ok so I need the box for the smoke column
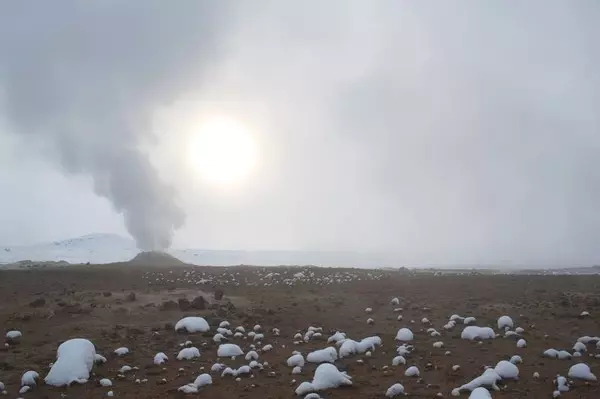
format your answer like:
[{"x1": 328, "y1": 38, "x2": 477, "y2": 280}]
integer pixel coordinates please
[{"x1": 0, "y1": 2, "x2": 227, "y2": 250}]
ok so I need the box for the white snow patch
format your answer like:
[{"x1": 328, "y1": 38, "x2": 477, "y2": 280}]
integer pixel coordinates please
[
  {"x1": 385, "y1": 383, "x2": 405, "y2": 397},
  {"x1": 461, "y1": 326, "x2": 495, "y2": 341},
  {"x1": 45, "y1": 338, "x2": 96, "y2": 387},
  {"x1": 497, "y1": 316, "x2": 514, "y2": 330},
  {"x1": 217, "y1": 344, "x2": 243, "y2": 358},
  {"x1": 193, "y1": 373, "x2": 212, "y2": 387},
  {"x1": 21, "y1": 371, "x2": 39, "y2": 386},
  {"x1": 177, "y1": 347, "x2": 200, "y2": 360},
  {"x1": 392, "y1": 356, "x2": 406, "y2": 366},
  {"x1": 6, "y1": 330, "x2": 22, "y2": 340},
  {"x1": 395, "y1": 328, "x2": 414, "y2": 341},
  {"x1": 175, "y1": 317, "x2": 210, "y2": 333},
  {"x1": 307, "y1": 347, "x2": 337, "y2": 363},
  {"x1": 404, "y1": 366, "x2": 420, "y2": 377},
  {"x1": 99, "y1": 378, "x2": 112, "y2": 387},
  {"x1": 288, "y1": 354, "x2": 305, "y2": 367},
  {"x1": 153, "y1": 352, "x2": 168, "y2": 365},
  {"x1": 114, "y1": 347, "x2": 129, "y2": 356},
  {"x1": 469, "y1": 387, "x2": 492, "y2": 399},
  {"x1": 494, "y1": 360, "x2": 519, "y2": 379},
  {"x1": 568, "y1": 363, "x2": 597, "y2": 381},
  {"x1": 295, "y1": 363, "x2": 352, "y2": 395}
]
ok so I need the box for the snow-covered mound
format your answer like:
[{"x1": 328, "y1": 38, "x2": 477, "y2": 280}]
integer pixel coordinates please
[
  {"x1": 461, "y1": 326, "x2": 495, "y2": 340},
  {"x1": 568, "y1": 363, "x2": 597, "y2": 381},
  {"x1": 469, "y1": 387, "x2": 492, "y2": 399},
  {"x1": 175, "y1": 317, "x2": 210, "y2": 333},
  {"x1": 385, "y1": 383, "x2": 405, "y2": 397},
  {"x1": 395, "y1": 328, "x2": 414, "y2": 341},
  {"x1": 497, "y1": 315, "x2": 514, "y2": 330},
  {"x1": 177, "y1": 347, "x2": 200, "y2": 360},
  {"x1": 45, "y1": 339, "x2": 96, "y2": 387},
  {"x1": 295, "y1": 363, "x2": 352, "y2": 395},
  {"x1": 193, "y1": 373, "x2": 212, "y2": 387},
  {"x1": 217, "y1": 344, "x2": 244, "y2": 358},
  {"x1": 153, "y1": 352, "x2": 168, "y2": 365},
  {"x1": 494, "y1": 360, "x2": 519, "y2": 379},
  {"x1": 287, "y1": 354, "x2": 305, "y2": 367},
  {"x1": 307, "y1": 347, "x2": 337, "y2": 363},
  {"x1": 457, "y1": 368, "x2": 501, "y2": 392}
]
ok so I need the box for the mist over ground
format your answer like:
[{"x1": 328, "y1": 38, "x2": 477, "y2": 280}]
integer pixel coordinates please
[{"x1": 1, "y1": 1, "x2": 599, "y2": 266}]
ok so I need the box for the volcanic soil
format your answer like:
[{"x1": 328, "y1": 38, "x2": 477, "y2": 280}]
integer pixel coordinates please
[{"x1": 1, "y1": 263, "x2": 599, "y2": 398}]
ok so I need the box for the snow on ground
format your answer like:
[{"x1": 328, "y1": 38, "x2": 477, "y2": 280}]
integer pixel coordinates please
[
  {"x1": 295, "y1": 363, "x2": 352, "y2": 395},
  {"x1": 45, "y1": 339, "x2": 96, "y2": 387},
  {"x1": 177, "y1": 347, "x2": 201, "y2": 360},
  {"x1": 217, "y1": 344, "x2": 244, "y2": 358},
  {"x1": 461, "y1": 326, "x2": 495, "y2": 340},
  {"x1": 568, "y1": 363, "x2": 597, "y2": 381},
  {"x1": 175, "y1": 317, "x2": 210, "y2": 333}
]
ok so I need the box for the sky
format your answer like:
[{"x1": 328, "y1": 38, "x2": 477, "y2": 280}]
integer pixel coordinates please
[{"x1": 1, "y1": 1, "x2": 599, "y2": 266}]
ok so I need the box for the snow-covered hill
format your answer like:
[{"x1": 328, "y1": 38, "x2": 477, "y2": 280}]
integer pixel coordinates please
[{"x1": 0, "y1": 233, "x2": 397, "y2": 268}]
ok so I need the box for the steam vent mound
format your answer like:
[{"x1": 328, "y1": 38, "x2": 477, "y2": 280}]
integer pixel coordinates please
[{"x1": 128, "y1": 251, "x2": 186, "y2": 267}]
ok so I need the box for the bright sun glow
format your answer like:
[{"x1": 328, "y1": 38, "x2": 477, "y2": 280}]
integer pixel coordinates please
[{"x1": 188, "y1": 118, "x2": 257, "y2": 185}]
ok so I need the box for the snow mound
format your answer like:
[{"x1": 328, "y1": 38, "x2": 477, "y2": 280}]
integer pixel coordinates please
[
  {"x1": 245, "y1": 351, "x2": 259, "y2": 361},
  {"x1": 395, "y1": 328, "x2": 414, "y2": 341},
  {"x1": 458, "y1": 368, "x2": 501, "y2": 392},
  {"x1": 99, "y1": 378, "x2": 112, "y2": 387},
  {"x1": 295, "y1": 363, "x2": 352, "y2": 395},
  {"x1": 217, "y1": 344, "x2": 244, "y2": 358},
  {"x1": 21, "y1": 371, "x2": 39, "y2": 386},
  {"x1": 6, "y1": 330, "x2": 22, "y2": 340},
  {"x1": 288, "y1": 354, "x2": 305, "y2": 367},
  {"x1": 568, "y1": 363, "x2": 597, "y2": 381},
  {"x1": 404, "y1": 366, "x2": 419, "y2": 377},
  {"x1": 45, "y1": 338, "x2": 96, "y2": 387},
  {"x1": 193, "y1": 373, "x2": 212, "y2": 387},
  {"x1": 385, "y1": 383, "x2": 405, "y2": 397},
  {"x1": 153, "y1": 352, "x2": 168, "y2": 365},
  {"x1": 461, "y1": 326, "x2": 495, "y2": 340},
  {"x1": 494, "y1": 360, "x2": 519, "y2": 379},
  {"x1": 178, "y1": 383, "x2": 198, "y2": 393},
  {"x1": 392, "y1": 356, "x2": 406, "y2": 366},
  {"x1": 497, "y1": 316, "x2": 514, "y2": 330},
  {"x1": 307, "y1": 347, "x2": 337, "y2": 363},
  {"x1": 469, "y1": 387, "x2": 492, "y2": 399},
  {"x1": 177, "y1": 347, "x2": 200, "y2": 360},
  {"x1": 327, "y1": 332, "x2": 346, "y2": 343},
  {"x1": 114, "y1": 347, "x2": 129, "y2": 356},
  {"x1": 517, "y1": 339, "x2": 526, "y2": 348},
  {"x1": 175, "y1": 317, "x2": 210, "y2": 333}
]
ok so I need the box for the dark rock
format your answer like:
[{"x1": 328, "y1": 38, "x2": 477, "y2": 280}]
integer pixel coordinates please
[
  {"x1": 178, "y1": 298, "x2": 191, "y2": 311},
  {"x1": 29, "y1": 298, "x2": 46, "y2": 308},
  {"x1": 214, "y1": 289, "x2": 224, "y2": 301},
  {"x1": 103, "y1": 291, "x2": 112, "y2": 297},
  {"x1": 160, "y1": 300, "x2": 178, "y2": 311},
  {"x1": 126, "y1": 292, "x2": 136, "y2": 302},
  {"x1": 190, "y1": 296, "x2": 206, "y2": 310}
]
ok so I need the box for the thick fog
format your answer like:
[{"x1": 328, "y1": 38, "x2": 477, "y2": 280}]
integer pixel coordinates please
[{"x1": 1, "y1": 1, "x2": 599, "y2": 266}]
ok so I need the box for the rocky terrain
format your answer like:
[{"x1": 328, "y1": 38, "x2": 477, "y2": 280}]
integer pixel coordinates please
[{"x1": 1, "y1": 263, "x2": 599, "y2": 398}]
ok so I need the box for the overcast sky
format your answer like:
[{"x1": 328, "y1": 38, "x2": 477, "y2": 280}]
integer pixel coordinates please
[{"x1": 1, "y1": 1, "x2": 599, "y2": 265}]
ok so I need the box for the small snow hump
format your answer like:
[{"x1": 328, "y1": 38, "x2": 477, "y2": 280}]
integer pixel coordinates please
[
  {"x1": 385, "y1": 383, "x2": 405, "y2": 397},
  {"x1": 45, "y1": 338, "x2": 96, "y2": 387}
]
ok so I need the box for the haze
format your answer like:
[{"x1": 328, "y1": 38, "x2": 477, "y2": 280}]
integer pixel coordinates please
[{"x1": 1, "y1": 1, "x2": 599, "y2": 266}]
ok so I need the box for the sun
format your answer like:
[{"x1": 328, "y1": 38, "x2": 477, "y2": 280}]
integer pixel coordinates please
[{"x1": 188, "y1": 117, "x2": 257, "y2": 185}]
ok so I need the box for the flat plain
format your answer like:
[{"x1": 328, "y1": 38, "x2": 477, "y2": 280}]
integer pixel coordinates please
[{"x1": 1, "y1": 263, "x2": 599, "y2": 398}]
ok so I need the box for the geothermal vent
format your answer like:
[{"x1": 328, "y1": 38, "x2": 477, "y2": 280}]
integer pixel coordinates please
[{"x1": 128, "y1": 251, "x2": 186, "y2": 267}]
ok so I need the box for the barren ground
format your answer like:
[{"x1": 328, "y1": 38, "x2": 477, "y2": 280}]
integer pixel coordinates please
[{"x1": 1, "y1": 264, "x2": 599, "y2": 398}]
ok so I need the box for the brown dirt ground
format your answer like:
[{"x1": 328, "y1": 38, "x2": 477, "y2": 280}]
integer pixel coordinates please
[{"x1": 1, "y1": 265, "x2": 599, "y2": 398}]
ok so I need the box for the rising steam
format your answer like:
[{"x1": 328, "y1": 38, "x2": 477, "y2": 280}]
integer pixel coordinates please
[{"x1": 0, "y1": 2, "x2": 226, "y2": 250}]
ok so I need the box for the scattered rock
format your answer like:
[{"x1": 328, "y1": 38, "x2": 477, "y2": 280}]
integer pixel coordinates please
[{"x1": 29, "y1": 298, "x2": 46, "y2": 308}]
